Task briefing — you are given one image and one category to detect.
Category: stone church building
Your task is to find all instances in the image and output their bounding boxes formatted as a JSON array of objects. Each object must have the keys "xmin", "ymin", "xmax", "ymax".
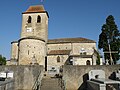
[{"xmin": 8, "ymin": 5, "xmax": 102, "ymax": 72}]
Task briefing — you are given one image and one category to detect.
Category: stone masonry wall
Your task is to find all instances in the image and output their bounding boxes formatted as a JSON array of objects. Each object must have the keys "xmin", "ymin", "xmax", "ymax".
[
  {"xmin": 11, "ymin": 42, "xmax": 18, "ymax": 60},
  {"xmin": 72, "ymin": 43, "xmax": 96, "ymax": 55},
  {"xmin": 47, "ymin": 43, "xmax": 96, "ymax": 55},
  {"xmin": 19, "ymin": 39, "xmax": 46, "ymax": 65},
  {"xmin": 63, "ymin": 65, "xmax": 120, "ymax": 90},
  {"xmin": 21, "ymin": 13, "xmax": 48, "ymax": 42},
  {"xmin": 0, "ymin": 65, "xmax": 44, "ymax": 90}
]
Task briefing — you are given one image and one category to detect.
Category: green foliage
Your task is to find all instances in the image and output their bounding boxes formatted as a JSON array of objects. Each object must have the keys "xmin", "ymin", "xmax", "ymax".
[
  {"xmin": 96, "ymin": 52, "xmax": 100, "ymax": 65},
  {"xmin": 0, "ymin": 54, "xmax": 6, "ymax": 65},
  {"xmin": 98, "ymin": 15, "xmax": 120, "ymax": 64}
]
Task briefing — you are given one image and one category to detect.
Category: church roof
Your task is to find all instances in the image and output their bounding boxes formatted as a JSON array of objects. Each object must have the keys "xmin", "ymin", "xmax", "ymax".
[
  {"xmin": 48, "ymin": 50, "xmax": 71, "ymax": 55},
  {"xmin": 22, "ymin": 5, "xmax": 49, "ymax": 17},
  {"xmin": 48, "ymin": 37, "xmax": 96, "ymax": 44},
  {"xmin": 70, "ymin": 55, "xmax": 92, "ymax": 58}
]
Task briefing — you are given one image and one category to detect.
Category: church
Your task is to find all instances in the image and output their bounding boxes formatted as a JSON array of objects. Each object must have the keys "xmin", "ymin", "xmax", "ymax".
[{"xmin": 7, "ymin": 5, "xmax": 102, "ymax": 72}]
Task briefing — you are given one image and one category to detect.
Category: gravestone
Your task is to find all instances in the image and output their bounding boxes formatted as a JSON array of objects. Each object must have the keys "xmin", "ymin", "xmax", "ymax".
[
  {"xmin": 115, "ymin": 69, "xmax": 120, "ymax": 81},
  {"xmin": 0, "ymin": 71, "xmax": 14, "ymax": 79},
  {"xmin": 87, "ymin": 70, "xmax": 120, "ymax": 90},
  {"xmin": 88, "ymin": 70, "xmax": 105, "ymax": 80},
  {"xmin": 7, "ymin": 71, "xmax": 14, "ymax": 78},
  {"xmin": 0, "ymin": 72, "xmax": 6, "ymax": 78}
]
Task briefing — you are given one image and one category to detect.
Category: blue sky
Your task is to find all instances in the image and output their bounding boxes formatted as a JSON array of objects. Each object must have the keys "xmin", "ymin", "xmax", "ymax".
[{"xmin": 0, "ymin": 0, "xmax": 120, "ymax": 60}]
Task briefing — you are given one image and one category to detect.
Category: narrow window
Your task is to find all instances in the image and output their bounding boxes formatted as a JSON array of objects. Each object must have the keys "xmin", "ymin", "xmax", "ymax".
[
  {"xmin": 28, "ymin": 50, "xmax": 29, "ymax": 55},
  {"xmin": 28, "ymin": 16, "xmax": 32, "ymax": 23},
  {"xmin": 57, "ymin": 56, "xmax": 60, "ymax": 62},
  {"xmin": 37, "ymin": 15, "xmax": 41, "ymax": 23},
  {"xmin": 86, "ymin": 60, "xmax": 90, "ymax": 65}
]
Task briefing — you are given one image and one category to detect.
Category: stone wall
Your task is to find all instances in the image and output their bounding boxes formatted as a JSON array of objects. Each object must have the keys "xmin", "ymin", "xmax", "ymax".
[
  {"xmin": 63, "ymin": 65, "xmax": 120, "ymax": 90},
  {"xmin": 47, "ymin": 55, "xmax": 68, "ymax": 66},
  {"xmin": 72, "ymin": 43, "xmax": 96, "ymax": 55},
  {"xmin": 47, "ymin": 55, "xmax": 68, "ymax": 74},
  {"xmin": 11, "ymin": 41, "xmax": 18, "ymax": 60},
  {"xmin": 47, "ymin": 43, "xmax": 72, "ymax": 53},
  {"xmin": 0, "ymin": 65, "xmax": 44, "ymax": 90},
  {"xmin": 47, "ymin": 43, "xmax": 96, "ymax": 55},
  {"xmin": 19, "ymin": 39, "xmax": 46, "ymax": 65},
  {"xmin": 21, "ymin": 13, "xmax": 48, "ymax": 42}
]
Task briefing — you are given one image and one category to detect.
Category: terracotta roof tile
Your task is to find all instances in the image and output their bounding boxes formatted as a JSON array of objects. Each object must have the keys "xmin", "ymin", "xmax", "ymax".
[
  {"xmin": 48, "ymin": 50, "xmax": 71, "ymax": 55},
  {"xmin": 70, "ymin": 55, "xmax": 92, "ymax": 58},
  {"xmin": 24, "ymin": 5, "xmax": 45, "ymax": 13},
  {"xmin": 48, "ymin": 37, "xmax": 96, "ymax": 44},
  {"xmin": 22, "ymin": 5, "xmax": 49, "ymax": 18}
]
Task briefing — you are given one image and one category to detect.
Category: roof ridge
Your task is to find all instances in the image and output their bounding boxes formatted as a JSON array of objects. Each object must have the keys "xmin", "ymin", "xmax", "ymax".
[
  {"xmin": 48, "ymin": 37, "xmax": 96, "ymax": 44},
  {"xmin": 23, "ymin": 5, "xmax": 45, "ymax": 14}
]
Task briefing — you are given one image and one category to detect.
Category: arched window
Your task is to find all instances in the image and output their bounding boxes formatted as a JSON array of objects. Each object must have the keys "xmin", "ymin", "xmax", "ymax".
[
  {"xmin": 28, "ymin": 16, "xmax": 32, "ymax": 23},
  {"xmin": 57, "ymin": 56, "xmax": 60, "ymax": 63},
  {"xmin": 86, "ymin": 60, "xmax": 90, "ymax": 65},
  {"xmin": 37, "ymin": 15, "xmax": 41, "ymax": 23}
]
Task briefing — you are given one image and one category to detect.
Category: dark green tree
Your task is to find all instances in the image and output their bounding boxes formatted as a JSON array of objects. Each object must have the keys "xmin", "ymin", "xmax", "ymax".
[
  {"xmin": 0, "ymin": 54, "xmax": 6, "ymax": 65},
  {"xmin": 98, "ymin": 15, "xmax": 120, "ymax": 64}
]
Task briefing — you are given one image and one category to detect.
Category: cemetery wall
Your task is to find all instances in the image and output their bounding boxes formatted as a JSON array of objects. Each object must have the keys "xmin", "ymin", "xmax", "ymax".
[
  {"xmin": 0, "ymin": 65, "xmax": 44, "ymax": 90},
  {"xmin": 63, "ymin": 65, "xmax": 120, "ymax": 90}
]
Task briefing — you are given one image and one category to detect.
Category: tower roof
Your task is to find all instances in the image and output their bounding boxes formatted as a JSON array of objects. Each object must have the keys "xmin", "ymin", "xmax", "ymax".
[{"xmin": 22, "ymin": 5, "xmax": 49, "ymax": 17}]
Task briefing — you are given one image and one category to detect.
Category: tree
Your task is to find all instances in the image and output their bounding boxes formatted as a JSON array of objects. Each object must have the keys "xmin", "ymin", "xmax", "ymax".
[
  {"xmin": 0, "ymin": 54, "xmax": 6, "ymax": 65},
  {"xmin": 96, "ymin": 51, "xmax": 101, "ymax": 65},
  {"xmin": 98, "ymin": 15, "xmax": 120, "ymax": 64}
]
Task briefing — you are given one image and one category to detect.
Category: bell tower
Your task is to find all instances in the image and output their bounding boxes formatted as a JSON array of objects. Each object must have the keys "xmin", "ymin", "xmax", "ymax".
[
  {"xmin": 21, "ymin": 5, "xmax": 48, "ymax": 42},
  {"xmin": 18, "ymin": 5, "xmax": 49, "ymax": 65}
]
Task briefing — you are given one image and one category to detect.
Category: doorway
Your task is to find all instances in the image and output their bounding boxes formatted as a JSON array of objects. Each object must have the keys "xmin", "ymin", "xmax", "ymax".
[{"xmin": 45, "ymin": 56, "xmax": 47, "ymax": 71}]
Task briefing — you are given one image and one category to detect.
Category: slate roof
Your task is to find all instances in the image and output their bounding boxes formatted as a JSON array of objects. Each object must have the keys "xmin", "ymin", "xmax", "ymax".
[
  {"xmin": 48, "ymin": 37, "xmax": 96, "ymax": 44},
  {"xmin": 48, "ymin": 50, "xmax": 71, "ymax": 55}
]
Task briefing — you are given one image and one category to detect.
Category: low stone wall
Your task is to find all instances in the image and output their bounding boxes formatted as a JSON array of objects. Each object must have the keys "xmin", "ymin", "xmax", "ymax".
[
  {"xmin": 0, "ymin": 65, "xmax": 44, "ymax": 90},
  {"xmin": 0, "ymin": 79, "xmax": 15, "ymax": 90},
  {"xmin": 63, "ymin": 65, "xmax": 120, "ymax": 90}
]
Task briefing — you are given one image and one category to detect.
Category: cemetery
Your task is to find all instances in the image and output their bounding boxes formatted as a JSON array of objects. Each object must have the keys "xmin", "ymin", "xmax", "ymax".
[
  {"xmin": 0, "ymin": 65, "xmax": 120, "ymax": 90},
  {"xmin": 0, "ymin": 70, "xmax": 14, "ymax": 89},
  {"xmin": 87, "ymin": 70, "xmax": 120, "ymax": 90}
]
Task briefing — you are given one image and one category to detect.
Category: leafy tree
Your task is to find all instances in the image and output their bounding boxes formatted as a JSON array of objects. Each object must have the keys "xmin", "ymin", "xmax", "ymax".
[
  {"xmin": 0, "ymin": 54, "xmax": 6, "ymax": 65},
  {"xmin": 96, "ymin": 52, "xmax": 100, "ymax": 65},
  {"xmin": 98, "ymin": 15, "xmax": 120, "ymax": 64}
]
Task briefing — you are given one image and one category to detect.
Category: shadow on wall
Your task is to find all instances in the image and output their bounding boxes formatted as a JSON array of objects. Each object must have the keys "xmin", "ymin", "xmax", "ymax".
[
  {"xmin": 109, "ymin": 72, "xmax": 116, "ymax": 80},
  {"xmin": 78, "ymin": 73, "xmax": 89, "ymax": 90}
]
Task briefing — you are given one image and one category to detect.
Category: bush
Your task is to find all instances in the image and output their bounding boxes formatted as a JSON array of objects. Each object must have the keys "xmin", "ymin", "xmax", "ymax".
[{"xmin": 0, "ymin": 55, "xmax": 6, "ymax": 65}]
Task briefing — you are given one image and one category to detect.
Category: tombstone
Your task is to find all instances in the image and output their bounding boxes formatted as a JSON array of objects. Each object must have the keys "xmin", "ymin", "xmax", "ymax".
[
  {"xmin": 0, "ymin": 72, "xmax": 6, "ymax": 78},
  {"xmin": 87, "ymin": 70, "xmax": 120, "ymax": 90},
  {"xmin": 88, "ymin": 70, "xmax": 105, "ymax": 80},
  {"xmin": 106, "ymin": 59, "xmax": 109, "ymax": 65},
  {"xmin": 7, "ymin": 71, "xmax": 14, "ymax": 78},
  {"xmin": 115, "ymin": 69, "xmax": 120, "ymax": 81},
  {"xmin": 0, "ymin": 71, "xmax": 14, "ymax": 79}
]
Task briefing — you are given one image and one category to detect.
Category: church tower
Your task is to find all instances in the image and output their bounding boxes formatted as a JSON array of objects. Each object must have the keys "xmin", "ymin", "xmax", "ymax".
[{"xmin": 18, "ymin": 5, "xmax": 48, "ymax": 65}]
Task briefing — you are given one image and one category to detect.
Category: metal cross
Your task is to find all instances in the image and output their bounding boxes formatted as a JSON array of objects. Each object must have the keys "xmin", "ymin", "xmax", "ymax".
[{"xmin": 104, "ymin": 49, "xmax": 118, "ymax": 65}]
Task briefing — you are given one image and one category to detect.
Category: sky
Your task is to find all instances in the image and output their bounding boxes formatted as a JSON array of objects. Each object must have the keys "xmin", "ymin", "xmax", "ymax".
[{"xmin": 0, "ymin": 0, "xmax": 120, "ymax": 60}]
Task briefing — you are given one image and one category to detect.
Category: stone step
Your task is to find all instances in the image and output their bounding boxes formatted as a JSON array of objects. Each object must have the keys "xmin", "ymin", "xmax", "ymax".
[
  {"xmin": 40, "ymin": 78, "xmax": 63, "ymax": 90},
  {"xmin": 41, "ymin": 87, "xmax": 62, "ymax": 90}
]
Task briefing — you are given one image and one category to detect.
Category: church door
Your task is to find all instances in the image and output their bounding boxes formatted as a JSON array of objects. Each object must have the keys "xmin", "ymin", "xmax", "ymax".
[{"xmin": 45, "ymin": 57, "xmax": 47, "ymax": 71}]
